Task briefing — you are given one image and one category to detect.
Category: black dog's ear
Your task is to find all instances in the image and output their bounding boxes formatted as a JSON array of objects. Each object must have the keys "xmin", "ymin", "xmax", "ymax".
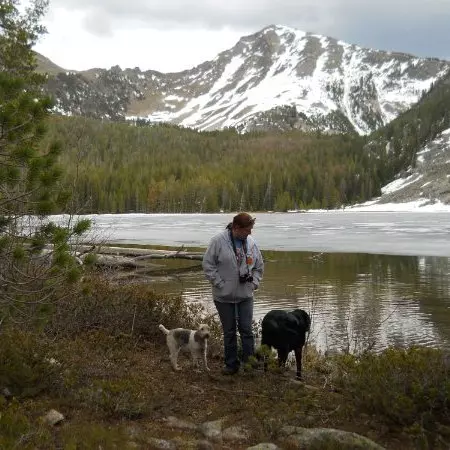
[{"xmin": 292, "ymin": 309, "xmax": 311, "ymax": 332}]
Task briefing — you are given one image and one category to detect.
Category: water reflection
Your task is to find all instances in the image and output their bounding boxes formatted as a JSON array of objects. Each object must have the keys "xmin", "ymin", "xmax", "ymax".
[{"xmin": 150, "ymin": 252, "xmax": 450, "ymax": 353}]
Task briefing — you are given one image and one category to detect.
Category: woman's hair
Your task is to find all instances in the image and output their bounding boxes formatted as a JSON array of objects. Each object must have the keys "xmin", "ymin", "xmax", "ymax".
[{"xmin": 225, "ymin": 212, "xmax": 256, "ymax": 229}]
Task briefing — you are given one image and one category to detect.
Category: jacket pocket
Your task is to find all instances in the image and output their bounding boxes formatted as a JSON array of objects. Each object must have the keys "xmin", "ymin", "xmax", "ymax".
[{"xmin": 213, "ymin": 279, "xmax": 236, "ymax": 300}]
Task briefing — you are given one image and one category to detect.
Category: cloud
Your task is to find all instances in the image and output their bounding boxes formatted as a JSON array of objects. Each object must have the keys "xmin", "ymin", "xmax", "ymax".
[
  {"xmin": 46, "ymin": 0, "xmax": 449, "ymax": 33},
  {"xmin": 34, "ymin": 0, "xmax": 450, "ymax": 72},
  {"xmin": 48, "ymin": 0, "xmax": 320, "ymax": 32},
  {"xmin": 35, "ymin": 8, "xmax": 245, "ymax": 72},
  {"xmin": 338, "ymin": 5, "xmax": 450, "ymax": 59}
]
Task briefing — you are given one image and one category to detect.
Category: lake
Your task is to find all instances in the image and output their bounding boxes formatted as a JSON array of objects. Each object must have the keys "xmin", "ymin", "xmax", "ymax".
[
  {"xmin": 66, "ymin": 211, "xmax": 450, "ymax": 353},
  {"xmin": 81, "ymin": 211, "xmax": 450, "ymax": 257}
]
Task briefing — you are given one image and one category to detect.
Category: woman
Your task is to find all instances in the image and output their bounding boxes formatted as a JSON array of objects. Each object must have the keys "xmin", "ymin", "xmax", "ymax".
[{"xmin": 202, "ymin": 212, "xmax": 264, "ymax": 375}]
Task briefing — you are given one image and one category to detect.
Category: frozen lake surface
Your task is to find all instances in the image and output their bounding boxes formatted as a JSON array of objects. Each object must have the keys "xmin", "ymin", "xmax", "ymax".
[{"xmin": 76, "ymin": 211, "xmax": 450, "ymax": 257}]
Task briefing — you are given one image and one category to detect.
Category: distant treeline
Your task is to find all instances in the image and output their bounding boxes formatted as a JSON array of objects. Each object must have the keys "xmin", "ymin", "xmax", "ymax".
[{"xmin": 42, "ymin": 117, "xmax": 380, "ymax": 213}]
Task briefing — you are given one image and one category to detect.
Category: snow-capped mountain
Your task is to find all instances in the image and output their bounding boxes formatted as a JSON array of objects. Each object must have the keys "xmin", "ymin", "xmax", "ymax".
[{"xmin": 42, "ymin": 25, "xmax": 450, "ymax": 135}]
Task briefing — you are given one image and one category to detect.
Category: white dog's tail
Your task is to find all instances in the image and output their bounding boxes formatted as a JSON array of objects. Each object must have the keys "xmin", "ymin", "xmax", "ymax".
[{"xmin": 159, "ymin": 324, "xmax": 169, "ymax": 335}]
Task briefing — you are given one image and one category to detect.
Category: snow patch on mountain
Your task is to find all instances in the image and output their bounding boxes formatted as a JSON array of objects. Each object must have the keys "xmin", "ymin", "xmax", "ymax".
[
  {"xmin": 382, "ymin": 173, "xmax": 424, "ymax": 195},
  {"xmin": 365, "ymin": 127, "xmax": 450, "ymax": 206}
]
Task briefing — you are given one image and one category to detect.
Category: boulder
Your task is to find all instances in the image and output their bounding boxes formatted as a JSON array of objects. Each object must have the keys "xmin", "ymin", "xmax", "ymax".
[{"xmin": 280, "ymin": 426, "xmax": 385, "ymax": 449}]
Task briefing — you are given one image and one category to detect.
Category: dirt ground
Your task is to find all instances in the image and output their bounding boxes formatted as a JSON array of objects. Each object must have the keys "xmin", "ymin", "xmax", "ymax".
[{"xmin": 34, "ymin": 332, "xmax": 415, "ymax": 450}]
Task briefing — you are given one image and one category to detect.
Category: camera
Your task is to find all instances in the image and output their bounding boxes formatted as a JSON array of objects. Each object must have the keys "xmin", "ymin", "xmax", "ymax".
[{"xmin": 239, "ymin": 274, "xmax": 253, "ymax": 284}]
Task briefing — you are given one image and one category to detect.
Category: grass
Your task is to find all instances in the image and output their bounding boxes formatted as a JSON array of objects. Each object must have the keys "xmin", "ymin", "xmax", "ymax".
[{"xmin": 1, "ymin": 275, "xmax": 450, "ymax": 449}]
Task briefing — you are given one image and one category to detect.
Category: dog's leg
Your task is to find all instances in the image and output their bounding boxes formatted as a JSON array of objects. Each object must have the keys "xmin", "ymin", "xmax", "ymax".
[
  {"xmin": 294, "ymin": 347, "xmax": 303, "ymax": 380},
  {"xmin": 277, "ymin": 348, "xmax": 289, "ymax": 370},
  {"xmin": 169, "ymin": 348, "xmax": 181, "ymax": 371},
  {"xmin": 202, "ymin": 347, "xmax": 210, "ymax": 372},
  {"xmin": 191, "ymin": 350, "xmax": 201, "ymax": 372}
]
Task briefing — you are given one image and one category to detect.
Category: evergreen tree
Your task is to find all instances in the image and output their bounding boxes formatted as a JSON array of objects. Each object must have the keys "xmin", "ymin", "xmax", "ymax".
[{"xmin": 0, "ymin": 0, "xmax": 90, "ymax": 324}]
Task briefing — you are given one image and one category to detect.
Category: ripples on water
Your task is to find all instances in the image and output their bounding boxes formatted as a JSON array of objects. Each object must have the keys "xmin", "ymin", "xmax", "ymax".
[{"xmin": 152, "ymin": 252, "xmax": 450, "ymax": 353}]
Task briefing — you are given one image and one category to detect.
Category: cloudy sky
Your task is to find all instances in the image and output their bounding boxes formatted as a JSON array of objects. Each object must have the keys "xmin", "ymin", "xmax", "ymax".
[{"xmin": 33, "ymin": 0, "xmax": 450, "ymax": 73}]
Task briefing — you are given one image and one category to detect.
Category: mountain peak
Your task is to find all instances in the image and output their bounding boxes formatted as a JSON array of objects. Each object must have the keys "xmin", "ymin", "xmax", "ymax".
[{"xmin": 40, "ymin": 26, "xmax": 450, "ymax": 135}]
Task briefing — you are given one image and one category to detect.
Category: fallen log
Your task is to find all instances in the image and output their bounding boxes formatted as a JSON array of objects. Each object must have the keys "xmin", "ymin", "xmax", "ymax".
[
  {"xmin": 77, "ymin": 244, "xmax": 203, "ymax": 260},
  {"xmin": 37, "ymin": 244, "xmax": 205, "ymax": 277},
  {"xmin": 83, "ymin": 254, "xmax": 162, "ymax": 270},
  {"xmin": 134, "ymin": 253, "xmax": 202, "ymax": 261}
]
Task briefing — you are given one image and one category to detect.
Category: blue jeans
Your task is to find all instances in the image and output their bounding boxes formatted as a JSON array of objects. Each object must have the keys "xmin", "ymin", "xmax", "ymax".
[{"xmin": 214, "ymin": 298, "xmax": 254, "ymax": 369}]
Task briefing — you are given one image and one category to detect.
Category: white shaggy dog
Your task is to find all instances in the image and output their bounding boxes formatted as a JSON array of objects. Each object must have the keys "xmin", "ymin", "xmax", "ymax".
[{"xmin": 159, "ymin": 323, "xmax": 211, "ymax": 372}]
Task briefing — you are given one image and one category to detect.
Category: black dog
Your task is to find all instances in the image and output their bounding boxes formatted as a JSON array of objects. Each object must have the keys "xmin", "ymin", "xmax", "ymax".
[{"xmin": 261, "ymin": 309, "xmax": 311, "ymax": 380}]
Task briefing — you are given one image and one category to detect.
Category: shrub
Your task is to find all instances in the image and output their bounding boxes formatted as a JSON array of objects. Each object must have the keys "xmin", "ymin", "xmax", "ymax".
[
  {"xmin": 0, "ymin": 398, "xmax": 52, "ymax": 449},
  {"xmin": 75, "ymin": 379, "xmax": 148, "ymax": 419},
  {"xmin": 44, "ymin": 275, "xmax": 217, "ymax": 339},
  {"xmin": 333, "ymin": 346, "xmax": 450, "ymax": 429},
  {"xmin": 0, "ymin": 328, "xmax": 61, "ymax": 398}
]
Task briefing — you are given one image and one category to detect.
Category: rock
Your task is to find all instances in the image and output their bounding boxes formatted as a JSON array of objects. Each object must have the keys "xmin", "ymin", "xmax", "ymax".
[
  {"xmin": 195, "ymin": 440, "xmax": 215, "ymax": 450},
  {"xmin": 246, "ymin": 444, "xmax": 280, "ymax": 450},
  {"xmin": 300, "ymin": 415, "xmax": 317, "ymax": 427},
  {"xmin": 222, "ymin": 425, "xmax": 251, "ymax": 441},
  {"xmin": 44, "ymin": 357, "xmax": 61, "ymax": 366},
  {"xmin": 280, "ymin": 426, "xmax": 385, "ymax": 449},
  {"xmin": 197, "ymin": 419, "xmax": 223, "ymax": 442},
  {"xmin": 42, "ymin": 409, "xmax": 65, "ymax": 426},
  {"xmin": 163, "ymin": 415, "xmax": 197, "ymax": 431},
  {"xmin": 125, "ymin": 424, "xmax": 143, "ymax": 440},
  {"xmin": 146, "ymin": 437, "xmax": 177, "ymax": 449},
  {"xmin": 1, "ymin": 387, "xmax": 12, "ymax": 400}
]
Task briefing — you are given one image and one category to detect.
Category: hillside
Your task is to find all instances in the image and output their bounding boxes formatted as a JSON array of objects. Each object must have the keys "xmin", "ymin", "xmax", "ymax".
[
  {"xmin": 362, "ymin": 70, "xmax": 450, "ymax": 206},
  {"xmin": 35, "ymin": 52, "xmax": 67, "ymax": 76}
]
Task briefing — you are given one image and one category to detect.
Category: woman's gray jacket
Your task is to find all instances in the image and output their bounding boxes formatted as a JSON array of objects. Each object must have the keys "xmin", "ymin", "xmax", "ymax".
[{"xmin": 202, "ymin": 230, "xmax": 264, "ymax": 303}]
